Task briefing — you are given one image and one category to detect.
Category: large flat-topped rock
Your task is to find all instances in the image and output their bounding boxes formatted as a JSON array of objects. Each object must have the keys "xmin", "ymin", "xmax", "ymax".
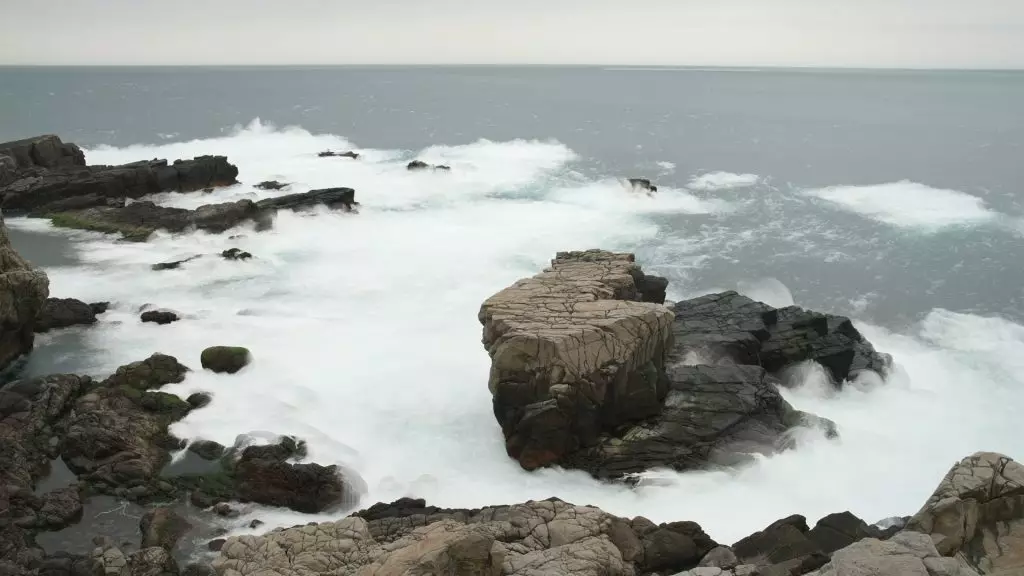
[{"xmin": 479, "ymin": 250, "xmax": 674, "ymax": 470}]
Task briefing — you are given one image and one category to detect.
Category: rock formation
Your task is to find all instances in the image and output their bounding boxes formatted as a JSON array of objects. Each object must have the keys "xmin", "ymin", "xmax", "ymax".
[
  {"xmin": 0, "ymin": 215, "xmax": 49, "ymax": 372},
  {"xmin": 318, "ymin": 150, "xmax": 359, "ymax": 159},
  {"xmin": 45, "ymin": 187, "xmax": 357, "ymax": 240},
  {"xmin": 200, "ymin": 346, "xmax": 250, "ymax": 374},
  {"xmin": 479, "ymin": 250, "xmax": 890, "ymax": 477},
  {"xmin": 627, "ymin": 178, "xmax": 658, "ymax": 194},
  {"xmin": 34, "ymin": 297, "xmax": 107, "ymax": 333},
  {"xmin": 407, "ymin": 160, "xmax": 451, "ymax": 171}
]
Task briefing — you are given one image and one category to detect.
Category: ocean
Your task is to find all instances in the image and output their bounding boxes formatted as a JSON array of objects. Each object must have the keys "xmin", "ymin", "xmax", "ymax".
[{"xmin": 2, "ymin": 65, "xmax": 1023, "ymax": 543}]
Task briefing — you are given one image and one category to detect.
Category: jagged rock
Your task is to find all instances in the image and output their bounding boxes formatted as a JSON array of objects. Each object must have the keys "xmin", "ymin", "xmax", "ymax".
[
  {"xmin": 0, "ymin": 135, "xmax": 84, "ymax": 171},
  {"xmin": 318, "ymin": 150, "xmax": 359, "ymax": 159},
  {"xmin": 220, "ymin": 248, "xmax": 251, "ymax": 261},
  {"xmin": 232, "ymin": 440, "xmax": 345, "ymax": 514},
  {"xmin": 140, "ymin": 507, "xmax": 191, "ymax": 552},
  {"xmin": 200, "ymin": 346, "xmax": 250, "ymax": 374},
  {"xmin": 61, "ymin": 354, "xmax": 192, "ymax": 499},
  {"xmin": 0, "ymin": 141, "xmax": 238, "ymax": 213},
  {"xmin": 214, "ymin": 498, "xmax": 686, "ymax": 576},
  {"xmin": 151, "ymin": 256, "xmax": 201, "ymax": 271},
  {"xmin": 35, "ymin": 298, "xmax": 97, "ymax": 333},
  {"xmin": 672, "ymin": 291, "xmax": 892, "ymax": 387},
  {"xmin": 90, "ymin": 301, "xmax": 110, "ymax": 315},
  {"xmin": 805, "ymin": 532, "xmax": 979, "ymax": 576},
  {"xmin": 628, "ymin": 178, "xmax": 658, "ymax": 194},
  {"xmin": 407, "ymin": 160, "xmax": 450, "ymax": 171},
  {"xmin": 140, "ymin": 311, "xmax": 179, "ymax": 325},
  {"xmin": 904, "ymin": 451, "xmax": 1024, "ymax": 574},
  {"xmin": 253, "ymin": 180, "xmax": 288, "ymax": 190},
  {"xmin": 0, "ymin": 215, "xmax": 50, "ymax": 370},
  {"xmin": 478, "ymin": 250, "xmax": 675, "ymax": 471},
  {"xmin": 33, "ymin": 485, "xmax": 84, "ymax": 530},
  {"xmin": 48, "ymin": 187, "xmax": 357, "ymax": 241}
]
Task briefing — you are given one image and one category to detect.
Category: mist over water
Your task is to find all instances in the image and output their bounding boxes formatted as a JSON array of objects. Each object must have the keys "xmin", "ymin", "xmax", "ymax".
[{"xmin": 11, "ymin": 119, "xmax": 1024, "ymax": 543}]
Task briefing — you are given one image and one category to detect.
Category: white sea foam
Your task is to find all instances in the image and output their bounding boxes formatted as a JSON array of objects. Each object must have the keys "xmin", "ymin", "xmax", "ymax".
[
  {"xmin": 803, "ymin": 180, "xmax": 996, "ymax": 230},
  {"xmin": 688, "ymin": 171, "xmax": 760, "ymax": 191},
  {"xmin": 19, "ymin": 122, "xmax": 1024, "ymax": 544}
]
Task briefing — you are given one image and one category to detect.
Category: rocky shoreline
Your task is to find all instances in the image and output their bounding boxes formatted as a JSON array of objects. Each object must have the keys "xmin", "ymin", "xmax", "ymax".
[{"xmin": 1, "ymin": 134, "xmax": 1020, "ymax": 575}]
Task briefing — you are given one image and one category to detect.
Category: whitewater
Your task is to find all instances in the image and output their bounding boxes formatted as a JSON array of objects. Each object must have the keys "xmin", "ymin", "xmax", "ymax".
[{"xmin": 11, "ymin": 120, "xmax": 1024, "ymax": 544}]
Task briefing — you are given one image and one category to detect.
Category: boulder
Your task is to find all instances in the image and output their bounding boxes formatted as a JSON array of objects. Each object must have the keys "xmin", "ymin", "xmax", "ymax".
[
  {"xmin": 904, "ymin": 452, "xmax": 1024, "ymax": 574},
  {"xmin": 200, "ymin": 346, "xmax": 250, "ymax": 374},
  {"xmin": 318, "ymin": 150, "xmax": 359, "ymax": 159},
  {"xmin": 140, "ymin": 311, "xmax": 179, "ymax": 325},
  {"xmin": 0, "ymin": 215, "xmax": 50, "ymax": 370},
  {"xmin": 0, "ymin": 135, "xmax": 84, "ymax": 171},
  {"xmin": 93, "ymin": 542, "xmax": 179, "ymax": 576},
  {"xmin": 186, "ymin": 393, "xmax": 212, "ymax": 409},
  {"xmin": 478, "ymin": 250, "xmax": 675, "ymax": 470},
  {"xmin": 805, "ymin": 532, "xmax": 979, "ymax": 576},
  {"xmin": 1, "ymin": 150, "xmax": 238, "ymax": 213},
  {"xmin": 35, "ymin": 297, "xmax": 99, "ymax": 332},
  {"xmin": 48, "ymin": 187, "xmax": 357, "ymax": 241},
  {"xmin": 60, "ymin": 354, "xmax": 193, "ymax": 499},
  {"xmin": 253, "ymin": 180, "xmax": 288, "ymax": 190},
  {"xmin": 407, "ymin": 160, "xmax": 450, "ymax": 171},
  {"xmin": 221, "ymin": 248, "xmax": 252, "ymax": 261},
  {"xmin": 627, "ymin": 178, "xmax": 658, "ymax": 194},
  {"xmin": 232, "ymin": 441, "xmax": 346, "ymax": 513},
  {"xmin": 140, "ymin": 507, "xmax": 191, "ymax": 552}
]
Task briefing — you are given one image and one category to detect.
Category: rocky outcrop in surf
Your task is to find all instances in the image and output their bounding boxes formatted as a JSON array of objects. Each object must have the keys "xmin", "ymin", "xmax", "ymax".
[
  {"xmin": 479, "ymin": 250, "xmax": 891, "ymax": 477},
  {"xmin": 34, "ymin": 297, "xmax": 108, "ymax": 333},
  {"xmin": 44, "ymin": 187, "xmax": 357, "ymax": 240},
  {"xmin": 0, "ymin": 135, "xmax": 238, "ymax": 214},
  {"xmin": 0, "ymin": 216, "xmax": 49, "ymax": 372}
]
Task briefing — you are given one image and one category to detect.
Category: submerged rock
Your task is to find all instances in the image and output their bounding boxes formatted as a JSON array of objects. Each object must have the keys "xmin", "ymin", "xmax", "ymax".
[
  {"xmin": 35, "ymin": 297, "xmax": 98, "ymax": 333},
  {"xmin": 152, "ymin": 255, "xmax": 202, "ymax": 271},
  {"xmin": 140, "ymin": 310, "xmax": 179, "ymax": 325},
  {"xmin": 406, "ymin": 160, "xmax": 450, "ymax": 171},
  {"xmin": 200, "ymin": 346, "xmax": 250, "ymax": 374},
  {"xmin": 318, "ymin": 150, "xmax": 359, "ymax": 159},
  {"xmin": 221, "ymin": 248, "xmax": 251, "ymax": 261},
  {"xmin": 0, "ymin": 215, "xmax": 49, "ymax": 371},
  {"xmin": 627, "ymin": 177, "xmax": 658, "ymax": 193},
  {"xmin": 253, "ymin": 180, "xmax": 288, "ymax": 190}
]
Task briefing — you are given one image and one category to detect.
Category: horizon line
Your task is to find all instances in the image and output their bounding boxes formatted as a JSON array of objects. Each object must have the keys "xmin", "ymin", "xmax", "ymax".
[{"xmin": 1, "ymin": 63, "xmax": 1023, "ymax": 72}]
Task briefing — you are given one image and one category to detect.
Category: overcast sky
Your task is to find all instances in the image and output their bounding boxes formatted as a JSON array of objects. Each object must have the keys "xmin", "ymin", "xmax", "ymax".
[{"xmin": 2, "ymin": 0, "xmax": 1023, "ymax": 68}]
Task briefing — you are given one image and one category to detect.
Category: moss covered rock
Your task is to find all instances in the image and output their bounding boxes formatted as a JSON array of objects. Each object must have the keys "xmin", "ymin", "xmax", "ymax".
[{"xmin": 201, "ymin": 346, "xmax": 251, "ymax": 374}]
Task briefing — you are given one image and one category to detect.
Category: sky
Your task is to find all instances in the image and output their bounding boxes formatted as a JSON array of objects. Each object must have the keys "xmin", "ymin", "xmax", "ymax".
[{"xmin": 2, "ymin": 0, "xmax": 1023, "ymax": 68}]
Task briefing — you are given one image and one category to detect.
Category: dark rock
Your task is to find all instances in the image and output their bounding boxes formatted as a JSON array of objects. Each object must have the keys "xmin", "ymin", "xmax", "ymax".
[
  {"xmin": 200, "ymin": 346, "xmax": 250, "ymax": 374},
  {"xmin": 248, "ymin": 519, "xmax": 263, "ymax": 529},
  {"xmin": 627, "ymin": 178, "xmax": 658, "ymax": 193},
  {"xmin": 212, "ymin": 503, "xmax": 237, "ymax": 518},
  {"xmin": 34, "ymin": 486, "xmax": 83, "ymax": 530},
  {"xmin": 60, "ymin": 354, "xmax": 191, "ymax": 498},
  {"xmin": 207, "ymin": 539, "xmax": 226, "ymax": 552},
  {"xmin": 221, "ymin": 248, "xmax": 252, "ymax": 261},
  {"xmin": 35, "ymin": 298, "xmax": 97, "ymax": 333},
  {"xmin": 254, "ymin": 180, "xmax": 288, "ymax": 190},
  {"xmin": 806, "ymin": 511, "xmax": 881, "ymax": 555},
  {"xmin": 1, "ymin": 149, "xmax": 237, "ymax": 213},
  {"xmin": 188, "ymin": 440, "xmax": 225, "ymax": 461},
  {"xmin": 182, "ymin": 563, "xmax": 216, "ymax": 576},
  {"xmin": 255, "ymin": 187, "xmax": 357, "ymax": 212},
  {"xmin": 185, "ymin": 393, "xmax": 212, "ymax": 410},
  {"xmin": 140, "ymin": 311, "xmax": 179, "ymax": 325},
  {"xmin": 152, "ymin": 255, "xmax": 201, "ymax": 271},
  {"xmin": 728, "ymin": 512, "xmax": 875, "ymax": 575},
  {"xmin": 233, "ymin": 439, "xmax": 345, "ymax": 514},
  {"xmin": 406, "ymin": 160, "xmax": 449, "ymax": 172},
  {"xmin": 89, "ymin": 302, "xmax": 110, "ymax": 315},
  {"xmin": 0, "ymin": 217, "xmax": 49, "ymax": 371},
  {"xmin": 140, "ymin": 507, "xmax": 191, "ymax": 552},
  {"xmin": 0, "ymin": 135, "xmax": 84, "ymax": 171},
  {"xmin": 318, "ymin": 150, "xmax": 359, "ymax": 159}
]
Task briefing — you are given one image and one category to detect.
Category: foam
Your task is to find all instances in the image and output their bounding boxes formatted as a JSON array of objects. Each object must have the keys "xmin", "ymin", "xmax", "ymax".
[
  {"xmin": 688, "ymin": 171, "xmax": 760, "ymax": 191},
  {"xmin": 24, "ymin": 121, "xmax": 1024, "ymax": 546},
  {"xmin": 802, "ymin": 180, "xmax": 996, "ymax": 230}
]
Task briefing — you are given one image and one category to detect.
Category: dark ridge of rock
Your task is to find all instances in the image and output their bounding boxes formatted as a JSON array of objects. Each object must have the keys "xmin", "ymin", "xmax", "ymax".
[
  {"xmin": 47, "ymin": 187, "xmax": 357, "ymax": 241},
  {"xmin": 253, "ymin": 180, "xmax": 288, "ymax": 190},
  {"xmin": 627, "ymin": 177, "xmax": 658, "ymax": 193},
  {"xmin": 89, "ymin": 302, "xmax": 110, "ymax": 315},
  {"xmin": 1, "ymin": 150, "xmax": 238, "ymax": 213},
  {"xmin": 140, "ymin": 311, "xmax": 179, "ymax": 325},
  {"xmin": 152, "ymin": 255, "xmax": 202, "ymax": 271},
  {"xmin": 479, "ymin": 250, "xmax": 890, "ymax": 479},
  {"xmin": 35, "ymin": 298, "xmax": 97, "ymax": 333},
  {"xmin": 220, "ymin": 248, "xmax": 252, "ymax": 261},
  {"xmin": 200, "ymin": 346, "xmax": 250, "ymax": 374},
  {"xmin": 0, "ymin": 135, "xmax": 84, "ymax": 171},
  {"xmin": 0, "ymin": 216, "xmax": 50, "ymax": 371},
  {"xmin": 318, "ymin": 150, "xmax": 359, "ymax": 159},
  {"xmin": 60, "ymin": 354, "xmax": 193, "ymax": 500},
  {"xmin": 672, "ymin": 291, "xmax": 892, "ymax": 387},
  {"xmin": 406, "ymin": 160, "xmax": 450, "ymax": 171}
]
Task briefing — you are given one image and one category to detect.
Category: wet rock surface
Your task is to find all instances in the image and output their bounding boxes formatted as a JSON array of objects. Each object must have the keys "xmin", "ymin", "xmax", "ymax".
[
  {"xmin": 0, "ymin": 216, "xmax": 49, "ymax": 371},
  {"xmin": 35, "ymin": 298, "xmax": 102, "ymax": 333},
  {"xmin": 199, "ymin": 347, "xmax": 250, "ymax": 374},
  {"xmin": 406, "ymin": 160, "xmax": 450, "ymax": 171},
  {"xmin": 140, "ymin": 311, "xmax": 179, "ymax": 326}
]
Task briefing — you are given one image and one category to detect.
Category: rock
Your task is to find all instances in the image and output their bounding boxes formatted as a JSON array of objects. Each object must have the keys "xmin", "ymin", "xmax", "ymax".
[
  {"xmin": 140, "ymin": 311, "xmax": 179, "ymax": 325},
  {"xmin": 807, "ymin": 511, "xmax": 883, "ymax": 555},
  {"xmin": 0, "ymin": 135, "xmax": 84, "ymax": 171},
  {"xmin": 140, "ymin": 507, "xmax": 191, "ymax": 552},
  {"xmin": 213, "ymin": 498, "xmax": 665, "ymax": 576},
  {"xmin": 318, "ymin": 150, "xmax": 359, "ymax": 159},
  {"xmin": 61, "ymin": 354, "xmax": 192, "ymax": 498},
  {"xmin": 34, "ymin": 486, "xmax": 84, "ymax": 530},
  {"xmin": 188, "ymin": 440, "xmax": 225, "ymax": 461},
  {"xmin": 152, "ymin": 255, "xmax": 201, "ymax": 271},
  {"xmin": 49, "ymin": 187, "xmax": 357, "ymax": 240},
  {"xmin": 186, "ymin": 393, "xmax": 212, "ymax": 409},
  {"xmin": 220, "ymin": 248, "xmax": 251, "ymax": 261},
  {"xmin": 1, "ymin": 145, "xmax": 237, "ymax": 213},
  {"xmin": 904, "ymin": 451, "xmax": 1024, "ymax": 574},
  {"xmin": 183, "ymin": 563, "xmax": 216, "ymax": 576},
  {"xmin": 672, "ymin": 291, "xmax": 892, "ymax": 388},
  {"xmin": 253, "ymin": 180, "xmax": 288, "ymax": 190},
  {"xmin": 207, "ymin": 539, "xmax": 226, "ymax": 552},
  {"xmin": 212, "ymin": 503, "xmax": 236, "ymax": 518},
  {"xmin": 478, "ymin": 250, "xmax": 675, "ymax": 471},
  {"xmin": 0, "ymin": 215, "xmax": 50, "ymax": 370},
  {"xmin": 35, "ymin": 297, "xmax": 97, "ymax": 333},
  {"xmin": 700, "ymin": 546, "xmax": 739, "ymax": 569},
  {"xmin": 248, "ymin": 519, "xmax": 263, "ymax": 529},
  {"xmin": 90, "ymin": 301, "xmax": 111, "ymax": 315},
  {"xmin": 407, "ymin": 160, "xmax": 450, "ymax": 171},
  {"xmin": 200, "ymin": 346, "xmax": 250, "ymax": 374},
  {"xmin": 233, "ymin": 439, "xmax": 345, "ymax": 513},
  {"xmin": 628, "ymin": 177, "xmax": 658, "ymax": 193},
  {"xmin": 805, "ymin": 531, "xmax": 979, "ymax": 576}
]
